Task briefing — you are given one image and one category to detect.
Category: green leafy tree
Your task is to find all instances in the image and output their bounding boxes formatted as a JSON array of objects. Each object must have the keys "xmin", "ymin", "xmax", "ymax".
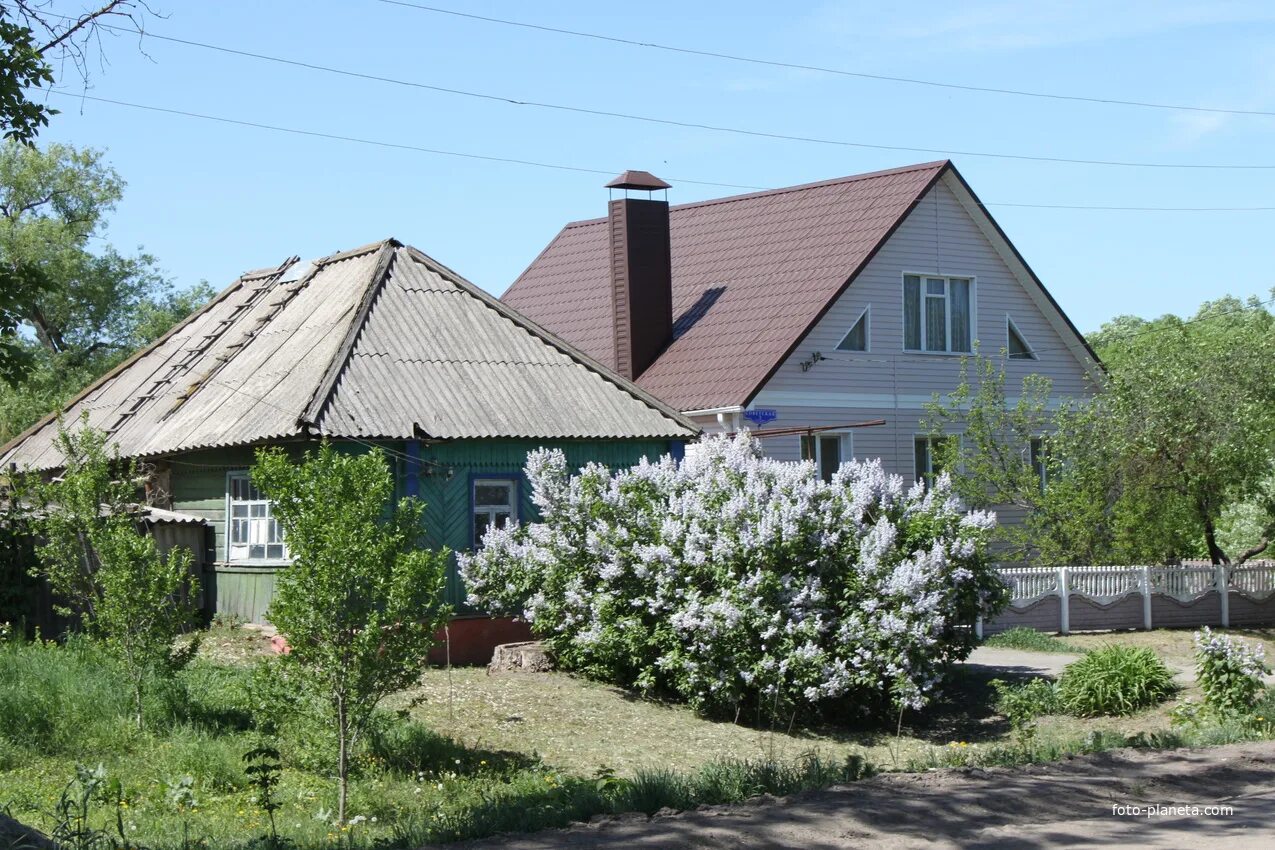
[
  {"xmin": 29, "ymin": 422, "xmax": 198, "ymax": 728},
  {"xmin": 929, "ymin": 295, "xmax": 1275, "ymax": 566},
  {"xmin": 0, "ymin": 141, "xmax": 215, "ymax": 442},
  {"xmin": 251, "ymin": 442, "xmax": 451, "ymax": 824}
]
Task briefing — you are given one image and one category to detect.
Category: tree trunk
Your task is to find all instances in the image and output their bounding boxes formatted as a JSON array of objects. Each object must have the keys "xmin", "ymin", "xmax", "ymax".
[
  {"xmin": 337, "ymin": 696, "xmax": 348, "ymax": 825},
  {"xmin": 133, "ymin": 679, "xmax": 144, "ymax": 731},
  {"xmin": 1202, "ymin": 514, "xmax": 1229, "ymax": 565}
]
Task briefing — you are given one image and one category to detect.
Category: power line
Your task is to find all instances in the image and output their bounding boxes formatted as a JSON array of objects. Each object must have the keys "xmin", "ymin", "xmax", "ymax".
[
  {"xmin": 373, "ymin": 0, "xmax": 1275, "ymax": 120},
  {"xmin": 45, "ymin": 91, "xmax": 765, "ymax": 191},
  {"xmin": 56, "ymin": 19, "xmax": 1275, "ymax": 171},
  {"xmin": 53, "ymin": 91, "xmax": 1275, "ymax": 213}
]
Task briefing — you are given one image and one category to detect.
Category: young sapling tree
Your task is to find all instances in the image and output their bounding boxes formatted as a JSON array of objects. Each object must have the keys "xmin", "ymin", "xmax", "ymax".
[{"xmin": 251, "ymin": 442, "xmax": 450, "ymax": 824}]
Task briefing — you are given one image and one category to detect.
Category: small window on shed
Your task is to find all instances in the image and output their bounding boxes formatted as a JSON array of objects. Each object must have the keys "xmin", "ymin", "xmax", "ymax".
[
  {"xmin": 1007, "ymin": 318, "xmax": 1036, "ymax": 360},
  {"xmin": 836, "ymin": 308, "xmax": 869, "ymax": 352}
]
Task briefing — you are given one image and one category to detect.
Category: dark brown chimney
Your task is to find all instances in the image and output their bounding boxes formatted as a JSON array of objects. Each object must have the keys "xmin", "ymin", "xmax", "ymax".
[{"xmin": 606, "ymin": 170, "xmax": 673, "ymax": 380}]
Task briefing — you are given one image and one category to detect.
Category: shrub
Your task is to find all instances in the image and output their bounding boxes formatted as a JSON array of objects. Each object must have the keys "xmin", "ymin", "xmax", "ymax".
[
  {"xmin": 1057, "ymin": 645, "xmax": 1176, "ymax": 717},
  {"xmin": 990, "ymin": 677, "xmax": 1059, "ymax": 752},
  {"xmin": 461, "ymin": 434, "xmax": 1004, "ymax": 718},
  {"xmin": 1193, "ymin": 627, "xmax": 1269, "ymax": 714}
]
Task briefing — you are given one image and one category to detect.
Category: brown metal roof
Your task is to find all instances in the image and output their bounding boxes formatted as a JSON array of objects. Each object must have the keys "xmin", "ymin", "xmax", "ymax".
[
  {"xmin": 1, "ymin": 241, "xmax": 696, "ymax": 471},
  {"xmin": 503, "ymin": 161, "xmax": 951, "ymax": 411},
  {"xmin": 605, "ymin": 170, "xmax": 672, "ymax": 191}
]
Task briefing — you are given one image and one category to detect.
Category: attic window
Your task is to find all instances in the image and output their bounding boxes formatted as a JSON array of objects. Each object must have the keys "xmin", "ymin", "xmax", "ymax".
[
  {"xmin": 1007, "ymin": 318, "xmax": 1036, "ymax": 360},
  {"xmin": 836, "ymin": 307, "xmax": 869, "ymax": 352},
  {"xmin": 904, "ymin": 275, "xmax": 972, "ymax": 353}
]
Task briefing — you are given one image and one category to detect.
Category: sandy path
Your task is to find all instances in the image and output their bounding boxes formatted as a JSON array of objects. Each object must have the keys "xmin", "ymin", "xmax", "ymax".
[{"xmin": 441, "ymin": 741, "xmax": 1275, "ymax": 849}]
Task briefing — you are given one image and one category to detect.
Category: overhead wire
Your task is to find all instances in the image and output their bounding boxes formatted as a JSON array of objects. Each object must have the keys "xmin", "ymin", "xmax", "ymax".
[
  {"xmin": 371, "ymin": 0, "xmax": 1275, "ymax": 120},
  {"xmin": 45, "ymin": 17, "xmax": 1275, "ymax": 172}
]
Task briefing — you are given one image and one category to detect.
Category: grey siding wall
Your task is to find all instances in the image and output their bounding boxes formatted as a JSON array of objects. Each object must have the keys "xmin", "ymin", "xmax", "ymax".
[{"xmin": 707, "ymin": 175, "xmax": 1099, "ymax": 504}]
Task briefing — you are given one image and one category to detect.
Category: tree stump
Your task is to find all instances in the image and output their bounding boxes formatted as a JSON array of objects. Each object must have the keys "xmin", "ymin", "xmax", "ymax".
[{"xmin": 488, "ymin": 641, "xmax": 554, "ymax": 674}]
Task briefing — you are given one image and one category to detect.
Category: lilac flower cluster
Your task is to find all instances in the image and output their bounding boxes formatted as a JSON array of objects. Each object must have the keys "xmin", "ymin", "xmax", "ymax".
[{"xmin": 460, "ymin": 434, "xmax": 1005, "ymax": 716}]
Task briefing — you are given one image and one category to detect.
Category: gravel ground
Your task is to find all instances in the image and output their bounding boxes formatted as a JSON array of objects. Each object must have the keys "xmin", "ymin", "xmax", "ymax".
[{"xmin": 441, "ymin": 741, "xmax": 1275, "ymax": 850}]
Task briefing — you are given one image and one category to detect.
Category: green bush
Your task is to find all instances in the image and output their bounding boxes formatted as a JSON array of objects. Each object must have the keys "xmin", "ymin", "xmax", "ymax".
[
  {"xmin": 1193, "ymin": 627, "xmax": 1269, "ymax": 714},
  {"xmin": 990, "ymin": 677, "xmax": 1059, "ymax": 751},
  {"xmin": 1057, "ymin": 645, "xmax": 1176, "ymax": 717}
]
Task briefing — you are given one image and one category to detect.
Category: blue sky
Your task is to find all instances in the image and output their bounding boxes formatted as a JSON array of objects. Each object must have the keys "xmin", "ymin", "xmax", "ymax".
[{"xmin": 37, "ymin": 0, "xmax": 1275, "ymax": 333}]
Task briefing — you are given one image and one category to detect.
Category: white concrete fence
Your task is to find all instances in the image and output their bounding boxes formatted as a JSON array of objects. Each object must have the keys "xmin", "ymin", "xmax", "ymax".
[{"xmin": 979, "ymin": 560, "xmax": 1275, "ymax": 636}]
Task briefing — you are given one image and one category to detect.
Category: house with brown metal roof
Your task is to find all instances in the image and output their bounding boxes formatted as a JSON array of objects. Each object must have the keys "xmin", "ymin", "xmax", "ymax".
[
  {"xmin": 504, "ymin": 160, "xmax": 1099, "ymax": 495},
  {"xmin": 1, "ymin": 238, "xmax": 696, "ymax": 657}
]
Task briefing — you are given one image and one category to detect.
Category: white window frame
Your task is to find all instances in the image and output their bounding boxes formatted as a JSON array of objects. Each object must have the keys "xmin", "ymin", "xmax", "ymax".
[
  {"xmin": 472, "ymin": 477, "xmax": 518, "ymax": 547},
  {"xmin": 800, "ymin": 431, "xmax": 854, "ymax": 481},
  {"xmin": 835, "ymin": 306, "xmax": 870, "ymax": 353},
  {"xmin": 225, "ymin": 471, "xmax": 289, "ymax": 564},
  {"xmin": 901, "ymin": 272, "xmax": 976, "ymax": 355},
  {"xmin": 1006, "ymin": 315, "xmax": 1037, "ymax": 360}
]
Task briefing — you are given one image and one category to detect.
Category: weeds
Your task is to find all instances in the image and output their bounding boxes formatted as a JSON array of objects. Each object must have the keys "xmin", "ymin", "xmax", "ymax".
[
  {"xmin": 1057, "ymin": 645, "xmax": 1176, "ymax": 717},
  {"xmin": 984, "ymin": 628, "xmax": 1085, "ymax": 654}
]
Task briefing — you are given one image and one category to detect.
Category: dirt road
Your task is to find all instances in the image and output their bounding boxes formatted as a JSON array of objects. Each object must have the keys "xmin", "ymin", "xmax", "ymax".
[{"xmin": 445, "ymin": 741, "xmax": 1275, "ymax": 849}]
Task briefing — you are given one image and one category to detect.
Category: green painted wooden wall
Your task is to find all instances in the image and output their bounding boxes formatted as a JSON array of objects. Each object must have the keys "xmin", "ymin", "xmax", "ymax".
[{"xmin": 168, "ymin": 438, "xmax": 679, "ymax": 622}]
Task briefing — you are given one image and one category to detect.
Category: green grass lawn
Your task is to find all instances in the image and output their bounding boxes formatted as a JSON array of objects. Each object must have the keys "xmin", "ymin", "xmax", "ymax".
[{"xmin": 1, "ymin": 622, "xmax": 1271, "ymax": 848}]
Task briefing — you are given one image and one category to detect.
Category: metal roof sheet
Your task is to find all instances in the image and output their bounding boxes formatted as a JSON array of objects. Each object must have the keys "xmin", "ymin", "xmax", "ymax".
[
  {"xmin": 503, "ymin": 161, "xmax": 952, "ymax": 411},
  {"xmin": 1, "ymin": 240, "xmax": 695, "ymax": 471}
]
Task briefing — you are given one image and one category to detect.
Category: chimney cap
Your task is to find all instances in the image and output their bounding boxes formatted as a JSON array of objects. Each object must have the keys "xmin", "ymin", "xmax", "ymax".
[{"xmin": 605, "ymin": 170, "xmax": 672, "ymax": 191}]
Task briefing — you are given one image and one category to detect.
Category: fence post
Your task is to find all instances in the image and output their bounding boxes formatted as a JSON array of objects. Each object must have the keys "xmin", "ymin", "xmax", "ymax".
[
  {"xmin": 1141, "ymin": 566, "xmax": 1152, "ymax": 630},
  {"xmin": 1058, "ymin": 566, "xmax": 1070, "ymax": 635},
  {"xmin": 1217, "ymin": 564, "xmax": 1230, "ymax": 628}
]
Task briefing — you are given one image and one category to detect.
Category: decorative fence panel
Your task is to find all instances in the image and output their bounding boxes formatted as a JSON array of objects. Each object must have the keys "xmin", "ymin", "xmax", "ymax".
[{"xmin": 981, "ymin": 560, "xmax": 1275, "ymax": 636}]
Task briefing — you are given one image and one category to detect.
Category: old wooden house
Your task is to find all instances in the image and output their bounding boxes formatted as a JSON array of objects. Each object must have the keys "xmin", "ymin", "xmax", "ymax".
[{"xmin": 0, "ymin": 238, "xmax": 696, "ymax": 659}]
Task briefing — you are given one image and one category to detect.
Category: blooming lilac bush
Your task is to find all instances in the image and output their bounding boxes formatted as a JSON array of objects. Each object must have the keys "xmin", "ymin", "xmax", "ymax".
[
  {"xmin": 1193, "ymin": 627, "xmax": 1269, "ymax": 713},
  {"xmin": 459, "ymin": 434, "xmax": 1006, "ymax": 717}
]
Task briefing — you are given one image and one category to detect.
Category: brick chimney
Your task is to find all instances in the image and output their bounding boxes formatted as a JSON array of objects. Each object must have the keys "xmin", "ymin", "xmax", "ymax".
[{"xmin": 606, "ymin": 170, "xmax": 673, "ymax": 380}]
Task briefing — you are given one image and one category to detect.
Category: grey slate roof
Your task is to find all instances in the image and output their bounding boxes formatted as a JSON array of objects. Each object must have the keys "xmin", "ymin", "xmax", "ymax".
[{"xmin": 1, "ymin": 240, "xmax": 696, "ymax": 471}]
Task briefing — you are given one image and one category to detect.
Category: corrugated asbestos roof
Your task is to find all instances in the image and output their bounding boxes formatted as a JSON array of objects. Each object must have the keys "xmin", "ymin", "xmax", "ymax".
[
  {"xmin": 1, "ymin": 241, "xmax": 696, "ymax": 471},
  {"xmin": 502, "ymin": 161, "xmax": 951, "ymax": 411}
]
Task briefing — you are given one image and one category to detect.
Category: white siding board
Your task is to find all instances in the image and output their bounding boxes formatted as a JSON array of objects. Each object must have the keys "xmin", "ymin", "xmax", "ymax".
[{"xmin": 742, "ymin": 178, "xmax": 1097, "ymax": 510}]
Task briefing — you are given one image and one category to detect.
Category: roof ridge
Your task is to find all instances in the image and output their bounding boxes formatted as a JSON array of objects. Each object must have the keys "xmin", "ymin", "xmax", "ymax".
[
  {"xmin": 561, "ymin": 160, "xmax": 950, "ymax": 231},
  {"xmin": 399, "ymin": 246, "xmax": 697, "ymax": 431},
  {"xmin": 301, "ymin": 240, "xmax": 399, "ymax": 428}
]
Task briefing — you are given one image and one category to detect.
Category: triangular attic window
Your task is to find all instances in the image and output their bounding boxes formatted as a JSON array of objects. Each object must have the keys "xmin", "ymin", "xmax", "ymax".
[
  {"xmin": 1007, "ymin": 318, "xmax": 1035, "ymax": 359},
  {"xmin": 836, "ymin": 309, "xmax": 868, "ymax": 352}
]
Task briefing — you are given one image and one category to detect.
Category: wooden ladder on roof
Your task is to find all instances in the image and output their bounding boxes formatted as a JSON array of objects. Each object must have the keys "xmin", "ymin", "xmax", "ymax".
[{"xmin": 103, "ymin": 257, "xmax": 302, "ymax": 438}]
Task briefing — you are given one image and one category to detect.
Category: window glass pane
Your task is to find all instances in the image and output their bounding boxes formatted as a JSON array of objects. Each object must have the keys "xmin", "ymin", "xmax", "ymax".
[
  {"xmin": 249, "ymin": 544, "xmax": 265, "ymax": 560},
  {"xmin": 474, "ymin": 513, "xmax": 491, "ymax": 543},
  {"xmin": 475, "ymin": 483, "xmax": 512, "ymax": 508},
  {"xmin": 267, "ymin": 543, "xmax": 284, "ymax": 560},
  {"xmin": 914, "ymin": 438, "xmax": 929, "ymax": 482},
  {"xmin": 1008, "ymin": 320, "xmax": 1033, "ymax": 359},
  {"xmin": 493, "ymin": 510, "xmax": 512, "ymax": 530},
  {"xmin": 950, "ymin": 279, "xmax": 971, "ymax": 352},
  {"xmin": 250, "ymin": 503, "xmax": 266, "ymax": 518},
  {"xmin": 837, "ymin": 312, "xmax": 867, "ymax": 351},
  {"xmin": 800, "ymin": 435, "xmax": 815, "ymax": 461},
  {"xmin": 925, "ymin": 296, "xmax": 947, "ymax": 351},
  {"xmin": 926, "ymin": 278, "xmax": 945, "ymax": 296},
  {"xmin": 903, "ymin": 276, "xmax": 921, "ymax": 349},
  {"xmin": 819, "ymin": 436, "xmax": 841, "ymax": 482},
  {"xmin": 232, "ymin": 503, "xmax": 248, "ymax": 518}
]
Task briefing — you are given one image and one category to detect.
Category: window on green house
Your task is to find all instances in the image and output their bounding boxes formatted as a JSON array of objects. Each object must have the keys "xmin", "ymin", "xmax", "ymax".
[
  {"xmin": 473, "ymin": 478, "xmax": 517, "ymax": 546},
  {"xmin": 227, "ymin": 472, "xmax": 288, "ymax": 562}
]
